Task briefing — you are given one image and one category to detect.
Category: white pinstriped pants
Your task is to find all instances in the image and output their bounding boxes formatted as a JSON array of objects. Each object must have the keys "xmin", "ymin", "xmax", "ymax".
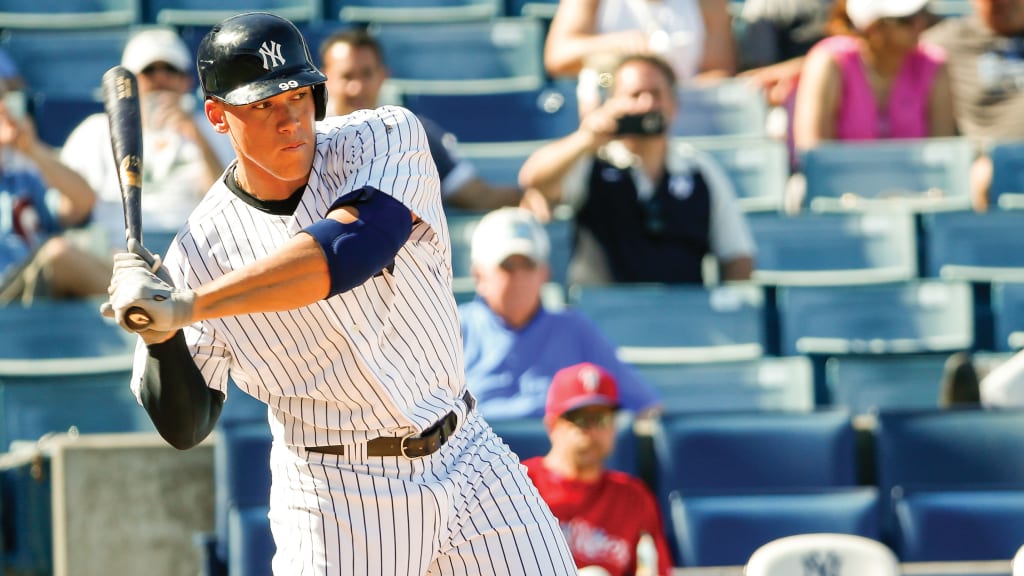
[{"xmin": 268, "ymin": 410, "xmax": 577, "ymax": 575}]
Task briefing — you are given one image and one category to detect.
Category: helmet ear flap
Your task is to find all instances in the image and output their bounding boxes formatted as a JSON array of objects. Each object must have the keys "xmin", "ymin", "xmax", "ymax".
[{"xmin": 314, "ymin": 83, "xmax": 326, "ymax": 121}]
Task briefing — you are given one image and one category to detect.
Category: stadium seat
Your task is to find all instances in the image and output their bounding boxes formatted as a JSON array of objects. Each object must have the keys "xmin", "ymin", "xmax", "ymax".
[
  {"xmin": 504, "ymin": 0, "xmax": 558, "ymax": 18},
  {"xmin": 992, "ymin": 281, "xmax": 1024, "ymax": 351},
  {"xmin": 989, "ymin": 139, "xmax": 1024, "ymax": 209},
  {"xmin": 669, "ymin": 487, "xmax": 881, "ymax": 567},
  {"xmin": 214, "ymin": 419, "xmax": 273, "ymax": 569},
  {"xmin": 672, "ymin": 80, "xmax": 768, "ymax": 139},
  {"xmin": 632, "ymin": 356, "xmax": 814, "ymax": 414},
  {"xmin": 29, "ymin": 95, "xmax": 105, "ymax": 149},
  {"xmin": 143, "ymin": 0, "xmax": 319, "ymax": 25},
  {"xmin": 488, "ymin": 414, "xmax": 639, "ymax": 476},
  {"xmin": 920, "ymin": 210, "xmax": 1024, "ymax": 281},
  {"xmin": 652, "ymin": 410, "xmax": 857, "ymax": 499},
  {"xmin": 327, "ymin": 0, "xmax": 500, "ymax": 23},
  {"xmin": 799, "ymin": 137, "xmax": 973, "ymax": 212},
  {"xmin": 824, "ymin": 354, "xmax": 949, "ymax": 415},
  {"xmin": 775, "ymin": 280, "xmax": 974, "ymax": 356},
  {"xmin": 227, "ymin": 506, "xmax": 273, "ymax": 576},
  {"xmin": 893, "ymin": 488, "xmax": 1024, "ymax": 562},
  {"xmin": 568, "ymin": 283, "xmax": 766, "ymax": 364},
  {"xmin": 1015, "ymin": 543, "xmax": 1024, "ymax": 576},
  {"xmin": 0, "ymin": 298, "xmax": 136, "ymax": 359},
  {"xmin": 688, "ymin": 137, "xmax": 789, "ymax": 212},
  {"xmin": 401, "ymin": 82, "xmax": 577, "ymax": 142},
  {"xmin": 456, "ymin": 140, "xmax": 543, "ymax": 189},
  {"xmin": 370, "ymin": 18, "xmax": 545, "ymax": 94},
  {"xmin": 0, "ymin": 0, "xmax": 138, "ymax": 29},
  {"xmin": 0, "ymin": 354, "xmax": 153, "ymax": 451},
  {"xmin": 747, "ymin": 211, "xmax": 918, "ymax": 286},
  {"xmin": 0, "ymin": 27, "xmax": 131, "ymax": 100},
  {"xmin": 745, "ymin": 533, "xmax": 899, "ymax": 576}
]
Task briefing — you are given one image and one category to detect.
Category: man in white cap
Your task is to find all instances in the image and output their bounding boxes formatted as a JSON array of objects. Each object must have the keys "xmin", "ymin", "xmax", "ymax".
[
  {"xmin": 459, "ymin": 207, "xmax": 661, "ymax": 419},
  {"xmin": 60, "ymin": 27, "xmax": 227, "ymax": 253}
]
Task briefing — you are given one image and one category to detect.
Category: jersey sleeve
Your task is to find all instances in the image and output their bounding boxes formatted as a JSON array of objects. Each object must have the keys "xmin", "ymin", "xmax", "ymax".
[{"xmin": 335, "ymin": 105, "xmax": 445, "ymax": 238}]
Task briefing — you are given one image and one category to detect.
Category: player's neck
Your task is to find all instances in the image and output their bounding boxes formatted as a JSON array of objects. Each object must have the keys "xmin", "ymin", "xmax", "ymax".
[{"xmin": 233, "ymin": 162, "xmax": 308, "ymax": 202}]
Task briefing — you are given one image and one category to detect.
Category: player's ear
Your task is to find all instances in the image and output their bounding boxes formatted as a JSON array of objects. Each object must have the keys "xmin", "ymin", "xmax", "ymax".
[{"xmin": 205, "ymin": 98, "xmax": 228, "ymax": 133}]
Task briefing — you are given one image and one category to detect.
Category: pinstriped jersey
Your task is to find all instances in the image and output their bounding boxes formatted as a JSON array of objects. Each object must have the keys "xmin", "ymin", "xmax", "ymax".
[{"xmin": 130, "ymin": 105, "xmax": 466, "ymax": 448}]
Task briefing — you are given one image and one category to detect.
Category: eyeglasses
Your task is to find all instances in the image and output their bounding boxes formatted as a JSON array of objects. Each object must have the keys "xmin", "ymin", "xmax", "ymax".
[
  {"xmin": 562, "ymin": 410, "xmax": 615, "ymax": 430},
  {"xmin": 140, "ymin": 63, "xmax": 184, "ymax": 76}
]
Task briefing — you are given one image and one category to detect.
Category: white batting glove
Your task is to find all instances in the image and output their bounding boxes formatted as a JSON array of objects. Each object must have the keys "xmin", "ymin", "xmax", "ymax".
[{"xmin": 101, "ymin": 253, "xmax": 195, "ymax": 335}]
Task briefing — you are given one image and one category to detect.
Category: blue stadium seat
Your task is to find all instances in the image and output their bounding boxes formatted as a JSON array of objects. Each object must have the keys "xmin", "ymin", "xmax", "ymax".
[
  {"xmin": 569, "ymin": 284, "xmax": 767, "ymax": 364},
  {"xmin": 799, "ymin": 138, "xmax": 973, "ymax": 212},
  {"xmin": 227, "ymin": 506, "xmax": 273, "ymax": 576},
  {"xmin": 488, "ymin": 414, "xmax": 639, "ymax": 476},
  {"xmin": 824, "ymin": 354, "xmax": 949, "ymax": 415},
  {"xmin": 143, "ymin": 0, "xmax": 319, "ymax": 25},
  {"xmin": 0, "ymin": 355, "xmax": 153, "ymax": 451},
  {"xmin": 894, "ymin": 488, "xmax": 1024, "ymax": 562},
  {"xmin": 992, "ymin": 281, "xmax": 1024, "ymax": 351},
  {"xmin": 689, "ymin": 137, "xmax": 789, "ymax": 212},
  {"xmin": 672, "ymin": 80, "xmax": 768, "ymax": 139},
  {"xmin": 0, "ymin": 299, "xmax": 136, "ymax": 359},
  {"xmin": 747, "ymin": 211, "xmax": 918, "ymax": 286},
  {"xmin": 920, "ymin": 211, "xmax": 1024, "ymax": 280},
  {"xmin": 633, "ymin": 356, "xmax": 814, "ymax": 414},
  {"xmin": 456, "ymin": 140, "xmax": 542, "ymax": 189},
  {"xmin": 328, "ymin": 0, "xmax": 500, "ymax": 23},
  {"xmin": 775, "ymin": 280, "xmax": 974, "ymax": 356},
  {"xmin": 989, "ymin": 140, "xmax": 1024, "ymax": 210},
  {"xmin": 652, "ymin": 410, "xmax": 857, "ymax": 499},
  {"xmin": 0, "ymin": 0, "xmax": 138, "ymax": 29},
  {"xmin": 401, "ymin": 82, "xmax": 577, "ymax": 142},
  {"xmin": 29, "ymin": 95, "xmax": 105, "ymax": 149},
  {"xmin": 670, "ymin": 488, "xmax": 881, "ymax": 567},
  {"xmin": 214, "ymin": 419, "xmax": 273, "ymax": 569},
  {"xmin": 370, "ymin": 18, "xmax": 545, "ymax": 93},
  {"xmin": 504, "ymin": 0, "xmax": 558, "ymax": 18}
]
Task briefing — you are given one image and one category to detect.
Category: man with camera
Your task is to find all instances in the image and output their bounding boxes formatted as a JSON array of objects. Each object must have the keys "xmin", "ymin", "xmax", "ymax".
[{"xmin": 518, "ymin": 54, "xmax": 754, "ymax": 285}]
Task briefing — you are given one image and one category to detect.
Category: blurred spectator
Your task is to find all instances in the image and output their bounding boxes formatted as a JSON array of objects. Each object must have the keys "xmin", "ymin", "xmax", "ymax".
[
  {"xmin": 60, "ymin": 28, "xmax": 225, "ymax": 255},
  {"xmin": 923, "ymin": 0, "xmax": 1024, "ymax": 211},
  {"xmin": 792, "ymin": 0, "xmax": 956, "ymax": 151},
  {"xmin": 523, "ymin": 362, "xmax": 673, "ymax": 576},
  {"xmin": 460, "ymin": 207, "xmax": 661, "ymax": 420},
  {"xmin": 944, "ymin": 350, "xmax": 1024, "ymax": 409},
  {"xmin": 0, "ymin": 78, "xmax": 109, "ymax": 303},
  {"xmin": 318, "ymin": 28, "xmax": 529, "ymax": 212},
  {"xmin": 519, "ymin": 55, "xmax": 755, "ymax": 285},
  {"xmin": 939, "ymin": 351, "xmax": 983, "ymax": 408}
]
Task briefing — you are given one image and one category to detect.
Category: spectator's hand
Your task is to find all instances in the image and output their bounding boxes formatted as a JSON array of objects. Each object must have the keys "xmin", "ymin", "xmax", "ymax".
[
  {"xmin": 578, "ymin": 96, "xmax": 649, "ymax": 148},
  {"xmin": 740, "ymin": 57, "xmax": 805, "ymax": 107},
  {"xmin": 0, "ymin": 106, "xmax": 38, "ymax": 154},
  {"xmin": 101, "ymin": 251, "xmax": 194, "ymax": 342},
  {"xmin": 519, "ymin": 187, "xmax": 552, "ymax": 223}
]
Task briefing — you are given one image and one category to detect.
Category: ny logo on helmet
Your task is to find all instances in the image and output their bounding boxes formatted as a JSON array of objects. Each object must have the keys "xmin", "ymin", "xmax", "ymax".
[{"xmin": 259, "ymin": 40, "xmax": 286, "ymax": 70}]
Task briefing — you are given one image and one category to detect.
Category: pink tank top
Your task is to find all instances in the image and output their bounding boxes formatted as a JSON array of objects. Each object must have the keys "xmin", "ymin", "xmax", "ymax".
[{"xmin": 811, "ymin": 34, "xmax": 946, "ymax": 140}]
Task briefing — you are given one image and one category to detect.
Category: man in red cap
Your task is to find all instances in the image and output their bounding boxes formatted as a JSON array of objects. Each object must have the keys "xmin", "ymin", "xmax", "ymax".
[{"xmin": 523, "ymin": 362, "xmax": 673, "ymax": 576}]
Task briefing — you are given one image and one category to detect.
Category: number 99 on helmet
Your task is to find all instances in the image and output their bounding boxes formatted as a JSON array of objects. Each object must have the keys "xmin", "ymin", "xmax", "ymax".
[{"xmin": 197, "ymin": 11, "xmax": 328, "ymax": 120}]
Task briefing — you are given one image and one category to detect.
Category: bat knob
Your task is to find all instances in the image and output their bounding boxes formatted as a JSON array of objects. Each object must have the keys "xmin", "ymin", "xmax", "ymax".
[{"xmin": 124, "ymin": 306, "xmax": 152, "ymax": 331}]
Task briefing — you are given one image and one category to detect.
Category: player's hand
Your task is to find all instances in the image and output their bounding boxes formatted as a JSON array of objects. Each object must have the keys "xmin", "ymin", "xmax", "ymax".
[
  {"xmin": 101, "ymin": 252, "xmax": 195, "ymax": 336},
  {"xmin": 127, "ymin": 237, "xmax": 172, "ymax": 284}
]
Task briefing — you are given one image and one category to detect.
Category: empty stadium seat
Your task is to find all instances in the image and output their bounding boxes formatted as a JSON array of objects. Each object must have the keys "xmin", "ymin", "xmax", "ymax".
[
  {"xmin": 920, "ymin": 210, "xmax": 1024, "ymax": 281},
  {"xmin": 143, "ymin": 0, "xmax": 319, "ymax": 25},
  {"xmin": 775, "ymin": 280, "xmax": 974, "ymax": 356},
  {"xmin": 504, "ymin": 0, "xmax": 558, "ymax": 18},
  {"xmin": 992, "ymin": 281, "xmax": 1024, "ymax": 351},
  {"xmin": 327, "ymin": 0, "xmax": 500, "ymax": 23},
  {"xmin": 214, "ymin": 419, "xmax": 273, "ymax": 569},
  {"xmin": 893, "ymin": 488, "xmax": 1024, "ymax": 562},
  {"xmin": 799, "ymin": 137, "xmax": 973, "ymax": 212},
  {"xmin": 0, "ymin": 298, "xmax": 136, "ymax": 359},
  {"xmin": 457, "ymin": 140, "xmax": 543, "ymax": 189},
  {"xmin": 824, "ymin": 354, "xmax": 949, "ymax": 415},
  {"xmin": 988, "ymin": 140, "xmax": 1024, "ymax": 210},
  {"xmin": 488, "ymin": 414, "xmax": 639, "ymax": 476},
  {"xmin": 569, "ymin": 284, "xmax": 766, "ymax": 364},
  {"xmin": 747, "ymin": 211, "xmax": 918, "ymax": 286},
  {"xmin": 401, "ymin": 82, "xmax": 577, "ymax": 142},
  {"xmin": 745, "ymin": 533, "xmax": 899, "ymax": 576},
  {"xmin": 670, "ymin": 488, "xmax": 881, "ymax": 567},
  {"xmin": 370, "ymin": 18, "xmax": 545, "ymax": 93},
  {"xmin": 688, "ymin": 137, "xmax": 788, "ymax": 212},
  {"xmin": 673, "ymin": 80, "xmax": 768, "ymax": 139},
  {"xmin": 632, "ymin": 356, "xmax": 814, "ymax": 414},
  {"xmin": 0, "ymin": 0, "xmax": 138, "ymax": 29},
  {"xmin": 652, "ymin": 410, "xmax": 858, "ymax": 499},
  {"xmin": 227, "ymin": 505, "xmax": 273, "ymax": 576}
]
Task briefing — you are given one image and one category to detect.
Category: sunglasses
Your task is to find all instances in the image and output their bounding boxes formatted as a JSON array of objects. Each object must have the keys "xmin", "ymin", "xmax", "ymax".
[
  {"xmin": 562, "ymin": 410, "xmax": 615, "ymax": 430},
  {"xmin": 140, "ymin": 63, "xmax": 184, "ymax": 76}
]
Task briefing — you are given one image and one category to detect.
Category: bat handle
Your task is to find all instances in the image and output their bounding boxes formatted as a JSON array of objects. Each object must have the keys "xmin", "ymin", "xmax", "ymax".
[{"xmin": 125, "ymin": 306, "xmax": 152, "ymax": 331}]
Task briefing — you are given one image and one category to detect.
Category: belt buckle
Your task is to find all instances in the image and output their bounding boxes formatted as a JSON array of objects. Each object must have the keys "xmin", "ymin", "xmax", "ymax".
[{"xmin": 398, "ymin": 430, "xmax": 420, "ymax": 460}]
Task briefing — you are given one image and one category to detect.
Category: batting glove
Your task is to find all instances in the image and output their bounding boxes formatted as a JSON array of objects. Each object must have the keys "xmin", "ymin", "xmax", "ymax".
[{"xmin": 101, "ymin": 253, "xmax": 195, "ymax": 335}]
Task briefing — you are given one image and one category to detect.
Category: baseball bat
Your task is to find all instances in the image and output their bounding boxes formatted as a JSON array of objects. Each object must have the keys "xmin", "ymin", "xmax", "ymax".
[{"xmin": 101, "ymin": 66, "xmax": 151, "ymax": 331}]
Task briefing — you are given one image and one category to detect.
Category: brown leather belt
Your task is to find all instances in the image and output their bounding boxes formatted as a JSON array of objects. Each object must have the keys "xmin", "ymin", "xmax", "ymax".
[{"xmin": 306, "ymin": 391, "xmax": 474, "ymax": 459}]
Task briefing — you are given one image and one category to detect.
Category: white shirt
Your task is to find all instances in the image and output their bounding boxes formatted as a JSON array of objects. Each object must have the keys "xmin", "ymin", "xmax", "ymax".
[{"xmin": 597, "ymin": 0, "xmax": 707, "ymax": 82}]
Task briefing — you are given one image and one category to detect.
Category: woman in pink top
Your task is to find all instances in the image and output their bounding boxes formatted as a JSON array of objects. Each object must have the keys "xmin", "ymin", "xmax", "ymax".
[{"xmin": 792, "ymin": 0, "xmax": 956, "ymax": 150}]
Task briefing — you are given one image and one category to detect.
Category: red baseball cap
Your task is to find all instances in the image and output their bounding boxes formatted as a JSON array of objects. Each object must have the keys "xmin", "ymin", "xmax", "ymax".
[{"xmin": 545, "ymin": 362, "xmax": 620, "ymax": 418}]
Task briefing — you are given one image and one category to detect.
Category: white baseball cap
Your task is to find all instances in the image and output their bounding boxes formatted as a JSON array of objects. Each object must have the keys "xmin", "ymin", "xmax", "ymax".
[
  {"xmin": 470, "ymin": 207, "xmax": 550, "ymax": 268},
  {"xmin": 846, "ymin": 0, "xmax": 930, "ymax": 31},
  {"xmin": 121, "ymin": 28, "xmax": 192, "ymax": 75}
]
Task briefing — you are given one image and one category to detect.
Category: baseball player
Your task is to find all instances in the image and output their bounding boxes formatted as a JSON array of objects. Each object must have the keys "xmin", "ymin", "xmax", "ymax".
[{"xmin": 102, "ymin": 12, "xmax": 576, "ymax": 576}]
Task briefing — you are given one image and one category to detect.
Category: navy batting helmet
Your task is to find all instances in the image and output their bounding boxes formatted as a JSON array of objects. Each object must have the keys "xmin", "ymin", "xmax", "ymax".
[{"xmin": 197, "ymin": 12, "xmax": 327, "ymax": 120}]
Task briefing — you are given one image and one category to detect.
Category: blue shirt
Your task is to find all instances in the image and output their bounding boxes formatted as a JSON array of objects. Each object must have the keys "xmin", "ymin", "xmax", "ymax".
[
  {"xmin": 460, "ymin": 297, "xmax": 662, "ymax": 420},
  {"xmin": 0, "ymin": 159, "xmax": 59, "ymax": 282}
]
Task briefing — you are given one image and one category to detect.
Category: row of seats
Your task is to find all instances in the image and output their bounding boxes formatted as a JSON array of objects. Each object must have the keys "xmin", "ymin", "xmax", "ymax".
[{"xmin": 209, "ymin": 406, "xmax": 1024, "ymax": 573}]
